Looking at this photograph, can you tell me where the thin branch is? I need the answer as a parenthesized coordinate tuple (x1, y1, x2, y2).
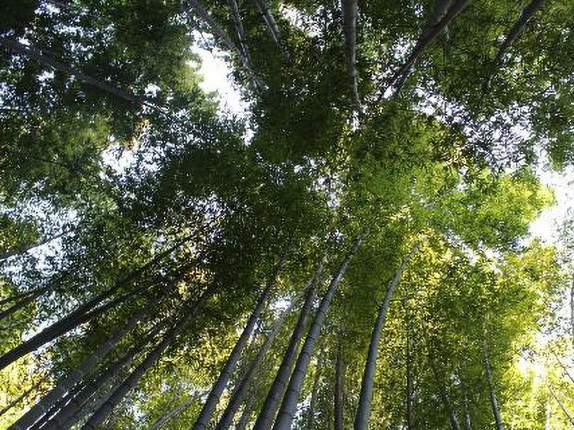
(149, 397, 197, 430)
(0, 285, 50, 307)
(549, 346, 574, 385)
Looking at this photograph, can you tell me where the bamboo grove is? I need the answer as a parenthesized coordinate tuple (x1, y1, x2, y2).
(1, 0, 574, 429)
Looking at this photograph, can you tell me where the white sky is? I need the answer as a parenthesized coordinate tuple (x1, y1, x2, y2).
(531, 163, 574, 244)
(191, 35, 249, 118)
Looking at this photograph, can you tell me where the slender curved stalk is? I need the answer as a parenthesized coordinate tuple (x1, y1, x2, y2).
(548, 384, 574, 427)
(0, 378, 45, 419)
(149, 397, 197, 430)
(192, 256, 285, 430)
(483, 0, 544, 95)
(272, 234, 363, 430)
(0, 237, 191, 371)
(0, 288, 49, 322)
(341, 0, 360, 108)
(252, 0, 289, 61)
(253, 260, 323, 430)
(0, 232, 66, 262)
(482, 336, 503, 430)
(0, 286, 50, 307)
(184, 0, 262, 87)
(81, 288, 211, 430)
(379, 0, 470, 100)
(354, 243, 420, 430)
(215, 287, 301, 430)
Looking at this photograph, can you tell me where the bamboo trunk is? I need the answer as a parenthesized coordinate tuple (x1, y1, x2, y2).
(341, 0, 360, 108)
(215, 287, 300, 430)
(184, 0, 261, 87)
(427, 350, 461, 430)
(549, 347, 574, 384)
(462, 381, 471, 430)
(354, 243, 421, 430)
(483, 0, 544, 96)
(1, 288, 141, 371)
(27, 383, 86, 430)
(406, 330, 414, 429)
(492, 0, 544, 68)
(382, 0, 470, 98)
(334, 341, 345, 430)
(0, 38, 169, 117)
(54, 378, 124, 430)
(0, 239, 189, 371)
(10, 297, 159, 430)
(548, 384, 574, 427)
(37, 324, 165, 430)
(571, 278, 574, 348)
(79, 281, 215, 430)
(192, 256, 284, 430)
(81, 293, 207, 430)
(227, 0, 253, 67)
(236, 395, 255, 430)
(482, 336, 503, 430)
(253, 260, 323, 430)
(307, 350, 323, 430)
(272, 234, 363, 430)
(252, 0, 289, 61)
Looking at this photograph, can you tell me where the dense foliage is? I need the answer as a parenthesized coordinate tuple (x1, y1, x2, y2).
(1, 0, 573, 429)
